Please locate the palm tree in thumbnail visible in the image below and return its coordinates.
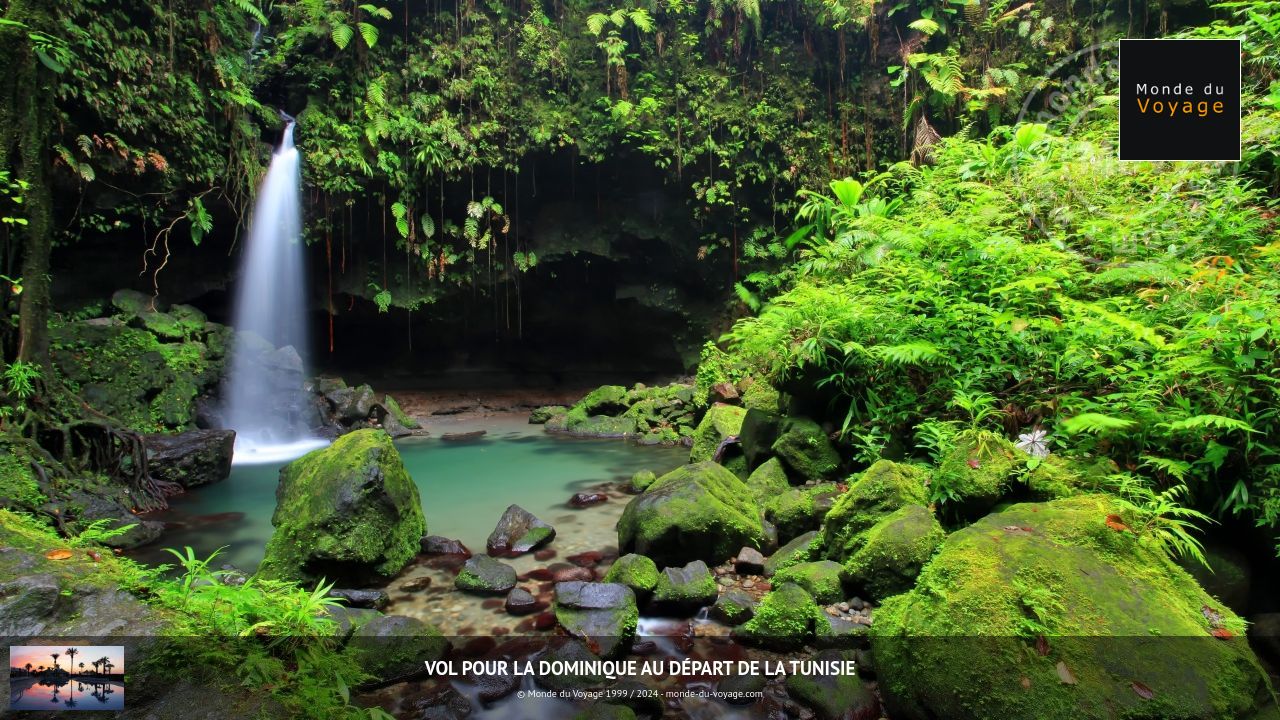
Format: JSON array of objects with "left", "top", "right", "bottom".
[
  {"left": 50, "top": 653, "right": 59, "bottom": 672},
  {"left": 65, "top": 648, "right": 78, "bottom": 674}
]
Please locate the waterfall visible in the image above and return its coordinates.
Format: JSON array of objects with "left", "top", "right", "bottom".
[{"left": 221, "top": 122, "right": 327, "bottom": 464}]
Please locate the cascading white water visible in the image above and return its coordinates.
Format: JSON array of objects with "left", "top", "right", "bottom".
[{"left": 222, "top": 122, "right": 328, "bottom": 464}]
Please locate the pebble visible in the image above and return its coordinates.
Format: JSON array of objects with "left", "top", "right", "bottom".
[
  {"left": 850, "top": 597, "right": 865, "bottom": 611},
  {"left": 401, "top": 576, "right": 433, "bottom": 592},
  {"left": 534, "top": 548, "right": 557, "bottom": 561},
  {"left": 742, "top": 579, "right": 755, "bottom": 589},
  {"left": 837, "top": 602, "right": 849, "bottom": 612}
]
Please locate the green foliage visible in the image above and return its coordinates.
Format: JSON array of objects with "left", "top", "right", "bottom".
[
  {"left": 1104, "top": 475, "right": 1215, "bottom": 569},
  {"left": 724, "top": 107, "right": 1280, "bottom": 553},
  {"left": 67, "top": 519, "right": 137, "bottom": 548}
]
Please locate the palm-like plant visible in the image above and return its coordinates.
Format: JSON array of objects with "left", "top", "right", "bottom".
[
  {"left": 50, "top": 653, "right": 59, "bottom": 672},
  {"left": 65, "top": 648, "right": 77, "bottom": 674}
]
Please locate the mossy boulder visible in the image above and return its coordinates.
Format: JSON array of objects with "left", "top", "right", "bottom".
[
  {"left": 739, "top": 377, "right": 781, "bottom": 413},
  {"left": 1179, "top": 543, "right": 1252, "bottom": 614},
  {"left": 712, "top": 589, "right": 758, "bottom": 625},
  {"left": 651, "top": 560, "right": 718, "bottom": 614},
  {"left": 772, "top": 560, "right": 849, "bottom": 605},
  {"left": 629, "top": 470, "right": 657, "bottom": 492},
  {"left": 821, "top": 460, "right": 928, "bottom": 564},
  {"left": 111, "top": 288, "right": 154, "bottom": 315},
  {"left": 843, "top": 504, "right": 944, "bottom": 599},
  {"left": 455, "top": 554, "right": 518, "bottom": 594},
  {"left": 736, "top": 582, "right": 820, "bottom": 650},
  {"left": 617, "top": 461, "right": 765, "bottom": 567},
  {"left": 258, "top": 430, "right": 426, "bottom": 584},
  {"left": 689, "top": 403, "right": 747, "bottom": 463},
  {"left": 765, "top": 530, "right": 821, "bottom": 577},
  {"left": 745, "top": 457, "right": 791, "bottom": 502},
  {"left": 871, "top": 495, "right": 1278, "bottom": 720},
  {"left": 575, "top": 385, "right": 630, "bottom": 416},
  {"left": 1024, "top": 454, "right": 1118, "bottom": 501},
  {"left": 771, "top": 417, "right": 840, "bottom": 482},
  {"left": 554, "top": 581, "right": 639, "bottom": 658},
  {"left": 564, "top": 415, "right": 638, "bottom": 438},
  {"left": 602, "top": 554, "right": 660, "bottom": 597},
  {"left": 382, "top": 394, "right": 420, "bottom": 430},
  {"left": 572, "top": 704, "right": 636, "bottom": 720},
  {"left": 934, "top": 430, "right": 1022, "bottom": 514},
  {"left": 784, "top": 649, "right": 878, "bottom": 720},
  {"left": 765, "top": 483, "right": 841, "bottom": 542},
  {"left": 740, "top": 410, "right": 783, "bottom": 470},
  {"left": 529, "top": 405, "right": 568, "bottom": 424},
  {"left": 344, "top": 614, "right": 446, "bottom": 683}
]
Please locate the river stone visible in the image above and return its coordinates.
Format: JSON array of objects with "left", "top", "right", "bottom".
[
  {"left": 814, "top": 612, "right": 870, "bottom": 649},
  {"left": 327, "top": 384, "right": 378, "bottom": 422},
  {"left": 871, "top": 495, "right": 1278, "bottom": 720},
  {"left": 553, "top": 581, "right": 638, "bottom": 658},
  {"left": 381, "top": 393, "right": 420, "bottom": 429},
  {"left": 534, "top": 640, "right": 609, "bottom": 691},
  {"left": 601, "top": 553, "right": 660, "bottom": 597},
  {"left": 617, "top": 461, "right": 765, "bottom": 567},
  {"left": 63, "top": 489, "right": 164, "bottom": 548},
  {"left": 344, "top": 614, "right": 446, "bottom": 683},
  {"left": 772, "top": 560, "right": 849, "bottom": 605},
  {"left": 455, "top": 555, "right": 517, "bottom": 594},
  {"left": 842, "top": 504, "right": 945, "bottom": 600},
  {"left": 822, "top": 460, "right": 929, "bottom": 564},
  {"left": 771, "top": 417, "right": 840, "bottom": 483},
  {"left": 651, "top": 560, "right": 718, "bottom": 614},
  {"left": 736, "top": 582, "right": 819, "bottom": 650},
  {"left": 111, "top": 288, "right": 154, "bottom": 315},
  {"left": 421, "top": 535, "right": 471, "bottom": 557},
  {"left": 505, "top": 587, "right": 539, "bottom": 615},
  {"left": 487, "top": 504, "right": 556, "bottom": 556},
  {"left": 572, "top": 704, "right": 636, "bottom": 720},
  {"left": 143, "top": 429, "right": 235, "bottom": 488},
  {"left": 529, "top": 405, "right": 568, "bottom": 424},
  {"left": 735, "top": 546, "right": 766, "bottom": 575},
  {"left": 689, "top": 404, "right": 747, "bottom": 463},
  {"left": 764, "top": 530, "right": 819, "bottom": 577},
  {"left": 326, "top": 588, "right": 389, "bottom": 610},
  {"left": 258, "top": 429, "right": 426, "bottom": 584},
  {"left": 719, "top": 671, "right": 767, "bottom": 706},
  {"left": 712, "top": 589, "right": 758, "bottom": 625},
  {"left": 784, "top": 650, "right": 877, "bottom": 720}
]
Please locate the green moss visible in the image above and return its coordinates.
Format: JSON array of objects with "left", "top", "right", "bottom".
[
  {"left": 843, "top": 504, "right": 944, "bottom": 599},
  {"left": 765, "top": 530, "right": 821, "bottom": 576},
  {"left": 652, "top": 560, "right": 718, "bottom": 607},
  {"left": 617, "top": 461, "right": 765, "bottom": 567},
  {"left": 738, "top": 582, "right": 820, "bottom": 649},
  {"left": 771, "top": 417, "right": 840, "bottom": 482},
  {"left": 783, "top": 650, "right": 874, "bottom": 720},
  {"left": 746, "top": 457, "right": 791, "bottom": 501},
  {"left": 0, "top": 442, "right": 46, "bottom": 511},
  {"left": 573, "top": 703, "right": 637, "bottom": 720},
  {"left": 630, "top": 470, "right": 657, "bottom": 492},
  {"left": 933, "top": 430, "right": 1022, "bottom": 512},
  {"left": 689, "top": 404, "right": 747, "bottom": 463},
  {"left": 602, "top": 553, "right": 660, "bottom": 595},
  {"left": 870, "top": 495, "right": 1276, "bottom": 720},
  {"left": 821, "top": 460, "right": 929, "bottom": 563},
  {"left": 258, "top": 430, "right": 426, "bottom": 583},
  {"left": 739, "top": 376, "right": 781, "bottom": 412},
  {"left": 772, "top": 560, "right": 849, "bottom": 604},
  {"left": 765, "top": 483, "right": 840, "bottom": 540},
  {"left": 382, "top": 394, "right": 421, "bottom": 429},
  {"left": 528, "top": 405, "right": 568, "bottom": 424},
  {"left": 343, "top": 615, "right": 446, "bottom": 682}
]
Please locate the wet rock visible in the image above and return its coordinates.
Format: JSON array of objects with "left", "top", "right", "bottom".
[
  {"left": 718, "top": 671, "right": 767, "bottom": 706},
  {"left": 602, "top": 554, "right": 659, "bottom": 597},
  {"left": 344, "top": 614, "right": 447, "bottom": 684},
  {"left": 380, "top": 412, "right": 414, "bottom": 439},
  {"left": 568, "top": 551, "right": 605, "bottom": 567},
  {"left": 735, "top": 583, "right": 819, "bottom": 650},
  {"left": 629, "top": 640, "right": 658, "bottom": 655},
  {"left": 62, "top": 488, "right": 164, "bottom": 549},
  {"left": 784, "top": 650, "right": 876, "bottom": 720},
  {"left": 322, "top": 605, "right": 382, "bottom": 640},
  {"left": 651, "top": 560, "right": 718, "bottom": 615},
  {"left": 629, "top": 470, "right": 657, "bottom": 492},
  {"left": 710, "top": 381, "right": 740, "bottom": 404},
  {"left": 617, "top": 461, "right": 765, "bottom": 567},
  {"left": 468, "top": 665, "right": 519, "bottom": 703},
  {"left": 843, "top": 504, "right": 944, "bottom": 599},
  {"left": 382, "top": 394, "right": 421, "bottom": 430},
  {"left": 764, "top": 530, "right": 819, "bottom": 577},
  {"left": 534, "top": 639, "right": 607, "bottom": 691},
  {"left": 573, "top": 704, "right": 637, "bottom": 720},
  {"left": 570, "top": 492, "right": 609, "bottom": 507},
  {"left": 0, "top": 573, "right": 61, "bottom": 636},
  {"left": 735, "top": 547, "right": 766, "bottom": 575},
  {"left": 814, "top": 613, "right": 870, "bottom": 649},
  {"left": 487, "top": 504, "right": 556, "bottom": 556},
  {"left": 143, "top": 429, "right": 235, "bottom": 489},
  {"left": 327, "top": 383, "right": 378, "bottom": 422},
  {"left": 441, "top": 430, "right": 487, "bottom": 442},
  {"left": 712, "top": 589, "right": 758, "bottom": 625},
  {"left": 327, "top": 588, "right": 390, "bottom": 610},
  {"left": 552, "top": 565, "right": 595, "bottom": 583},
  {"left": 455, "top": 555, "right": 517, "bottom": 594},
  {"left": 529, "top": 405, "right": 568, "bottom": 424},
  {"left": 258, "top": 430, "right": 425, "bottom": 585},
  {"left": 412, "top": 684, "right": 473, "bottom": 720},
  {"left": 770, "top": 417, "right": 840, "bottom": 483},
  {"left": 610, "top": 678, "right": 665, "bottom": 717},
  {"left": 772, "top": 560, "right": 849, "bottom": 605},
  {"left": 554, "top": 581, "right": 639, "bottom": 658},
  {"left": 532, "top": 611, "right": 557, "bottom": 630},
  {"left": 689, "top": 404, "right": 747, "bottom": 464},
  {"left": 505, "top": 587, "right": 540, "bottom": 615},
  {"left": 401, "top": 576, "right": 433, "bottom": 592},
  {"left": 420, "top": 535, "right": 471, "bottom": 557}
]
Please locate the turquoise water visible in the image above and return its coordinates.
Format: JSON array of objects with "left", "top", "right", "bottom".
[{"left": 138, "top": 415, "right": 686, "bottom": 572}]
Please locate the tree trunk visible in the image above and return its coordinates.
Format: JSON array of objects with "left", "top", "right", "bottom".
[{"left": 0, "top": 0, "right": 56, "bottom": 367}]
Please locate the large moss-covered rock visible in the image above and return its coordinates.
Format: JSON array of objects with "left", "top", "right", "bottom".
[
  {"left": 602, "top": 554, "right": 659, "bottom": 597},
  {"left": 344, "top": 614, "right": 446, "bottom": 683},
  {"left": 765, "top": 530, "right": 821, "bottom": 576},
  {"left": 871, "top": 495, "right": 1278, "bottom": 720},
  {"left": 745, "top": 457, "right": 791, "bottom": 501},
  {"left": 772, "top": 560, "right": 849, "bottom": 605},
  {"left": 933, "top": 430, "right": 1022, "bottom": 514},
  {"left": 143, "top": 429, "right": 235, "bottom": 489},
  {"left": 736, "top": 582, "right": 820, "bottom": 650},
  {"left": 554, "top": 581, "right": 638, "bottom": 658},
  {"left": 258, "top": 430, "right": 426, "bottom": 584},
  {"left": 617, "top": 461, "right": 765, "bottom": 567},
  {"left": 784, "top": 650, "right": 878, "bottom": 720},
  {"left": 771, "top": 417, "right": 840, "bottom": 482},
  {"left": 766, "top": 483, "right": 841, "bottom": 542},
  {"left": 382, "top": 394, "right": 421, "bottom": 430},
  {"left": 689, "top": 404, "right": 747, "bottom": 463},
  {"left": 821, "top": 460, "right": 928, "bottom": 563},
  {"left": 843, "top": 504, "right": 944, "bottom": 599},
  {"left": 651, "top": 560, "right": 718, "bottom": 613},
  {"left": 455, "top": 554, "right": 518, "bottom": 594}
]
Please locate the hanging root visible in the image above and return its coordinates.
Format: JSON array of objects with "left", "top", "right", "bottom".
[{"left": 38, "top": 420, "right": 180, "bottom": 512}]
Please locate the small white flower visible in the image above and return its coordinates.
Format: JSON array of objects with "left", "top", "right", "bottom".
[{"left": 1016, "top": 427, "right": 1050, "bottom": 458}]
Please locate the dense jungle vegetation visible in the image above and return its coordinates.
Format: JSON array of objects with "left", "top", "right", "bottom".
[{"left": 2, "top": 0, "right": 1280, "bottom": 716}]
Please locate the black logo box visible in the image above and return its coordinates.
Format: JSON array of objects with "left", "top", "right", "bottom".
[{"left": 1119, "top": 38, "right": 1241, "bottom": 162}]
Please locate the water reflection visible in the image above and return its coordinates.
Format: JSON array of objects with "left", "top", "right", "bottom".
[{"left": 9, "top": 676, "right": 125, "bottom": 711}]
